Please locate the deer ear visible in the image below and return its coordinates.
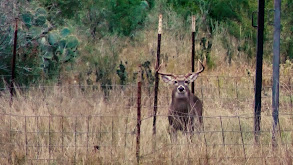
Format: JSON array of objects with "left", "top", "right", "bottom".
[
  {"left": 186, "top": 73, "right": 199, "bottom": 82},
  {"left": 161, "top": 75, "right": 176, "bottom": 85}
]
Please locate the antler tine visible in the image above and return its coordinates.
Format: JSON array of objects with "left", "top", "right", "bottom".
[
  {"left": 185, "top": 60, "right": 205, "bottom": 77},
  {"left": 196, "top": 60, "right": 205, "bottom": 74},
  {"left": 156, "top": 63, "right": 176, "bottom": 77}
]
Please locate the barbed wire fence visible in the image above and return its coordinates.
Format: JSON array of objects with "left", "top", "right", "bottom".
[{"left": 1, "top": 74, "right": 293, "bottom": 164}]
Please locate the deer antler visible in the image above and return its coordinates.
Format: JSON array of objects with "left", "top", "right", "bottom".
[
  {"left": 185, "top": 60, "right": 205, "bottom": 78},
  {"left": 156, "top": 63, "right": 176, "bottom": 78},
  {"left": 196, "top": 60, "right": 205, "bottom": 74}
]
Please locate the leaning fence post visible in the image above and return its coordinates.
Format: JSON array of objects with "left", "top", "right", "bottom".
[
  {"left": 10, "top": 18, "right": 18, "bottom": 103},
  {"left": 153, "top": 14, "right": 162, "bottom": 136},
  {"left": 238, "top": 116, "right": 247, "bottom": 160},
  {"left": 136, "top": 65, "right": 142, "bottom": 164},
  {"left": 191, "top": 15, "right": 196, "bottom": 94},
  {"left": 219, "top": 116, "right": 225, "bottom": 146}
]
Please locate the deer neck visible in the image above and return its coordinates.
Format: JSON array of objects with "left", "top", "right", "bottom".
[{"left": 171, "top": 97, "right": 191, "bottom": 113}]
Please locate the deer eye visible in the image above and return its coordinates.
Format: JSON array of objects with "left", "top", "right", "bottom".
[
  {"left": 185, "top": 81, "right": 189, "bottom": 84},
  {"left": 174, "top": 81, "right": 178, "bottom": 84}
]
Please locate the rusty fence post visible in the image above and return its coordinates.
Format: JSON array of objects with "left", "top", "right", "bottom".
[
  {"left": 289, "top": 77, "right": 293, "bottom": 110},
  {"left": 74, "top": 117, "right": 77, "bottom": 164},
  {"left": 191, "top": 15, "right": 196, "bottom": 94},
  {"left": 153, "top": 14, "right": 162, "bottom": 136},
  {"left": 136, "top": 65, "right": 142, "bottom": 164},
  {"left": 49, "top": 116, "right": 52, "bottom": 164},
  {"left": 25, "top": 116, "right": 28, "bottom": 160}
]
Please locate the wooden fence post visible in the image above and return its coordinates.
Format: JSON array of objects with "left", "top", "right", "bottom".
[{"left": 153, "top": 14, "right": 162, "bottom": 136}]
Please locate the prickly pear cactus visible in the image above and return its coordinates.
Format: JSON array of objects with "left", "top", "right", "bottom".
[
  {"left": 44, "top": 28, "right": 79, "bottom": 64},
  {"left": 0, "top": 3, "right": 80, "bottom": 88}
]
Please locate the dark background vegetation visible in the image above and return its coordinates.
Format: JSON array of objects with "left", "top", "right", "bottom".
[{"left": 0, "top": 0, "right": 292, "bottom": 89}]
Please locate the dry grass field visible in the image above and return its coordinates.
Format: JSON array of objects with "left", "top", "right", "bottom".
[{"left": 1, "top": 72, "right": 293, "bottom": 165}]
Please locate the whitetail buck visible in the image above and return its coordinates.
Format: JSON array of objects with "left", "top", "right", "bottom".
[{"left": 158, "top": 61, "right": 204, "bottom": 141}]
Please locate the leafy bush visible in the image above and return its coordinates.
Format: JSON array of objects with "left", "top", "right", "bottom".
[
  {"left": 38, "top": 0, "right": 82, "bottom": 24},
  {"left": 82, "top": 0, "right": 153, "bottom": 37},
  {"left": 117, "top": 61, "right": 127, "bottom": 86}
]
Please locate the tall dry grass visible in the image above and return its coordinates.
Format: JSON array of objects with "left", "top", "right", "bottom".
[{"left": 0, "top": 74, "right": 293, "bottom": 164}]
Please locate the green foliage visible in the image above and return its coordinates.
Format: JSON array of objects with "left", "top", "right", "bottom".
[
  {"left": 226, "top": 20, "right": 241, "bottom": 39},
  {"left": 22, "top": 12, "right": 34, "bottom": 28},
  {"left": 39, "top": 0, "right": 153, "bottom": 36},
  {"left": 117, "top": 61, "right": 127, "bottom": 86},
  {"left": 282, "top": 0, "right": 293, "bottom": 61},
  {"left": 39, "top": 0, "right": 82, "bottom": 24},
  {"left": 43, "top": 29, "right": 79, "bottom": 74},
  {"left": 22, "top": 7, "right": 48, "bottom": 28},
  {"left": 48, "top": 31, "right": 60, "bottom": 45},
  {"left": 166, "top": 0, "right": 200, "bottom": 18},
  {"left": 60, "top": 28, "right": 71, "bottom": 37},
  {"left": 141, "top": 61, "right": 154, "bottom": 84},
  {"left": 35, "top": 7, "right": 47, "bottom": 16},
  {"left": 198, "top": 37, "right": 214, "bottom": 68},
  {"left": 82, "top": 0, "right": 153, "bottom": 37},
  {"left": 167, "top": 0, "right": 259, "bottom": 61},
  {"left": 209, "top": 0, "right": 243, "bottom": 21},
  {"left": 221, "top": 36, "right": 233, "bottom": 65},
  {"left": 81, "top": 42, "right": 119, "bottom": 96},
  {"left": 34, "top": 15, "right": 46, "bottom": 26},
  {"left": 0, "top": 4, "right": 49, "bottom": 88},
  {"left": 66, "top": 35, "right": 79, "bottom": 49},
  {"left": 2, "top": 0, "right": 293, "bottom": 90},
  {"left": 107, "top": 0, "right": 149, "bottom": 35},
  {"left": 0, "top": 1, "right": 80, "bottom": 89},
  {"left": 287, "top": 40, "right": 293, "bottom": 60}
]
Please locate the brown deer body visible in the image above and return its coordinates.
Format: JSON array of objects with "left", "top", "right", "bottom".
[{"left": 158, "top": 61, "right": 204, "bottom": 140}]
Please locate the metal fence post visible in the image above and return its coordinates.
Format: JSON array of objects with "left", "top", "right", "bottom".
[
  {"left": 272, "top": 0, "right": 281, "bottom": 148},
  {"left": 10, "top": 18, "right": 18, "bottom": 103},
  {"left": 191, "top": 15, "right": 196, "bottom": 94},
  {"left": 136, "top": 65, "right": 142, "bottom": 164},
  {"left": 254, "top": 0, "right": 265, "bottom": 144}
]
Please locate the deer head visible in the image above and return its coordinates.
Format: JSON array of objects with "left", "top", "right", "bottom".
[{"left": 157, "top": 61, "right": 205, "bottom": 99}]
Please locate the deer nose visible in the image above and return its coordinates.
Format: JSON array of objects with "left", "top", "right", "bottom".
[{"left": 178, "top": 86, "right": 185, "bottom": 92}]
